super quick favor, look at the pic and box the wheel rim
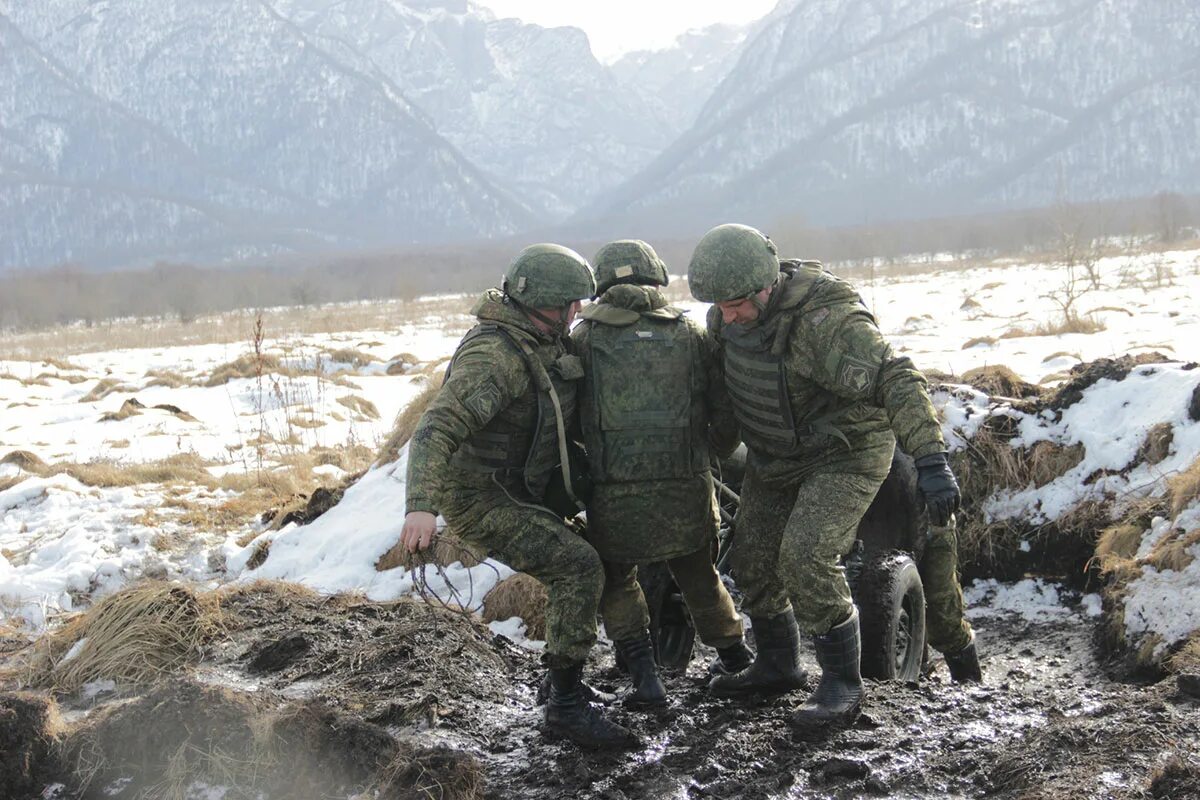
[894,597,915,674]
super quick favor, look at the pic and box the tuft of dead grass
[375,742,486,800]
[19,583,219,694]
[324,347,380,369]
[960,364,1042,399]
[1166,633,1200,675]
[1000,313,1106,339]
[99,397,144,422]
[375,534,483,573]
[1137,423,1175,466]
[1,449,47,472]
[960,336,996,350]
[204,353,283,387]
[1167,457,1200,517]
[143,368,192,389]
[376,378,443,467]
[336,394,380,420]
[78,377,134,403]
[480,573,547,640]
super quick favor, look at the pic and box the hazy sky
[475,0,779,62]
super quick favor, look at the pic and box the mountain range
[2,0,1197,269]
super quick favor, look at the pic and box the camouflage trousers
[921,515,974,654]
[732,453,891,635]
[440,487,604,668]
[599,546,744,649]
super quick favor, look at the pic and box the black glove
[914,452,961,526]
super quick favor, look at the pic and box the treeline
[2,193,1197,333]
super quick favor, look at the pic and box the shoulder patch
[836,354,878,394]
[463,380,504,424]
[807,307,831,327]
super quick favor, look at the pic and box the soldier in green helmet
[401,243,637,749]
[571,240,753,706]
[688,224,981,732]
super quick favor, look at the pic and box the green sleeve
[695,321,740,459]
[803,306,946,458]
[404,335,530,514]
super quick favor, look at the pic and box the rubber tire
[854,552,927,682]
[637,562,696,671]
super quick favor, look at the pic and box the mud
[12,587,1200,800]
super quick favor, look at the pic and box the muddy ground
[21,581,1197,800]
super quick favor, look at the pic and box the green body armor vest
[581,308,704,483]
[448,323,578,500]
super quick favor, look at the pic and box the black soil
[11,589,1200,800]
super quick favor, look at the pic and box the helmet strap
[505,291,569,339]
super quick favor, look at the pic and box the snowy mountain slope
[583,0,1200,233]
[1,0,537,267]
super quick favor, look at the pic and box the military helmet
[592,239,669,295]
[687,224,780,303]
[503,243,596,308]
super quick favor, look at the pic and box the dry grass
[78,377,133,403]
[324,347,379,369]
[143,368,193,389]
[99,398,144,422]
[1145,529,1200,573]
[960,364,1041,399]
[1167,633,1200,674]
[375,534,483,572]
[375,743,486,800]
[480,573,547,640]
[1137,423,1175,466]
[960,336,996,350]
[1041,351,1081,363]
[0,372,51,387]
[1,449,48,472]
[1000,313,1106,339]
[336,394,380,420]
[204,353,283,387]
[17,583,219,694]
[1167,457,1200,516]
[376,378,443,466]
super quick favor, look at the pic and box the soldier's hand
[401,511,438,553]
[914,452,961,526]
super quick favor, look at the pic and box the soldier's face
[716,288,771,325]
[531,300,583,333]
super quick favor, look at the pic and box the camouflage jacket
[405,288,578,515]
[709,261,945,482]
[571,284,735,561]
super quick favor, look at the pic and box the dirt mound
[481,574,547,640]
[213,583,519,730]
[1043,352,1185,410]
[0,692,61,798]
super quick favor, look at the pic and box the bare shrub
[481,574,547,640]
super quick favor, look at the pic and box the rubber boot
[544,663,639,749]
[708,639,754,677]
[792,609,863,731]
[944,635,982,684]
[709,611,808,696]
[614,634,668,707]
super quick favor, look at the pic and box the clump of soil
[1043,353,1182,411]
[0,692,62,798]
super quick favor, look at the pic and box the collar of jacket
[580,284,683,326]
[471,287,556,342]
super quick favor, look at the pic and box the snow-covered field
[2,247,1199,657]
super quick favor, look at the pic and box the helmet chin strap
[744,274,782,322]
[504,291,570,339]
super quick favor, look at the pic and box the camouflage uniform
[405,288,603,668]
[572,282,743,649]
[708,259,971,644]
[921,517,973,654]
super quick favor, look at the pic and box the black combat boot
[708,639,755,676]
[709,610,808,696]
[545,663,640,749]
[792,609,863,731]
[614,634,668,707]
[944,635,982,683]
[537,672,617,705]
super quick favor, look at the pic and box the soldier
[687,224,981,732]
[400,244,637,749]
[571,240,754,706]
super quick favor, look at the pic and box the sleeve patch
[807,307,831,327]
[463,381,503,424]
[837,355,878,394]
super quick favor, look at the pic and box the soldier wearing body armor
[401,244,637,749]
[688,224,981,731]
[571,240,753,706]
